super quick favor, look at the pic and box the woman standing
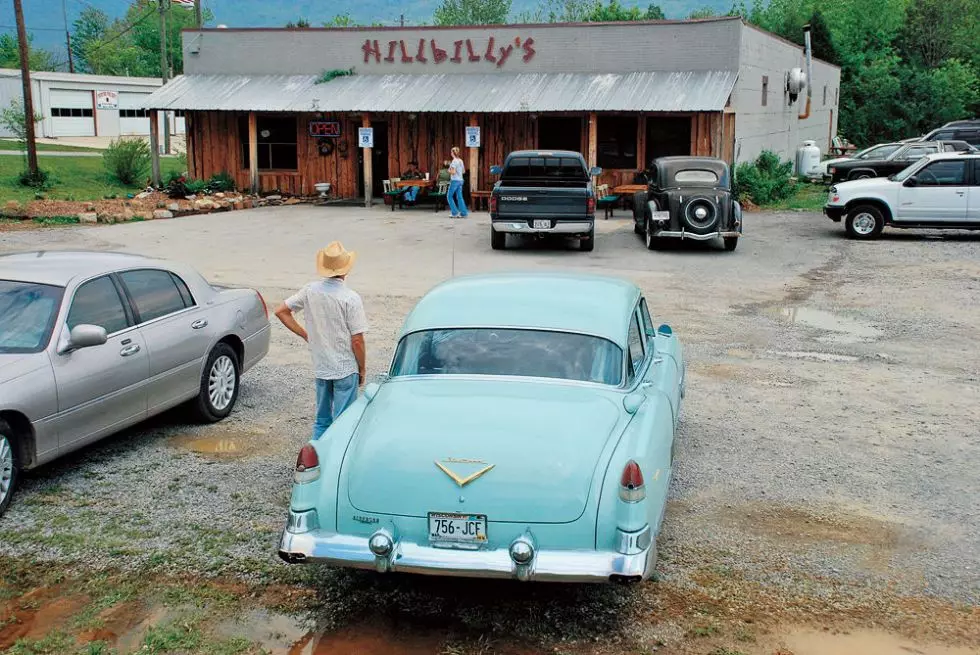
[447,146,468,218]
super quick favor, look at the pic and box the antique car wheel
[645,218,661,250]
[191,343,241,422]
[681,197,720,234]
[845,205,884,240]
[632,191,649,235]
[0,420,19,517]
[490,228,505,250]
[723,236,739,251]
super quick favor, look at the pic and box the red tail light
[586,195,596,215]
[255,290,268,319]
[619,460,645,502]
[294,444,320,484]
[489,194,498,214]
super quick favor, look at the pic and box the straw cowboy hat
[316,241,357,277]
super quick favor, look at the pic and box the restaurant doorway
[358,121,389,199]
[537,116,583,153]
[645,116,692,167]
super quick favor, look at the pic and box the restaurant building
[142,17,840,201]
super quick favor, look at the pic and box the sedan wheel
[0,424,19,516]
[191,343,241,422]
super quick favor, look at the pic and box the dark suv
[828,140,974,183]
[919,120,980,147]
[631,156,742,252]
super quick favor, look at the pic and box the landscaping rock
[193,199,216,211]
[283,198,302,205]
[136,191,152,200]
[77,212,98,224]
[185,195,197,201]
[153,210,174,219]
[166,203,180,212]
[264,194,282,201]
[214,192,226,199]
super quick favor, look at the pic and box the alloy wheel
[0,436,13,507]
[208,355,236,411]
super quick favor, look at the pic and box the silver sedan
[0,250,271,515]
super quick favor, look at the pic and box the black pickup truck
[489,150,601,251]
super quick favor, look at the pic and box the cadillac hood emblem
[435,458,495,487]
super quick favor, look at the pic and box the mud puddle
[780,627,978,655]
[769,306,880,344]
[169,426,269,459]
[0,588,87,649]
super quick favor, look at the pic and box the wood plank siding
[185,110,731,198]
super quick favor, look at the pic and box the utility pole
[159,0,170,155]
[62,0,74,73]
[13,0,38,178]
[194,0,202,28]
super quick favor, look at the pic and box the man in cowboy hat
[274,241,367,439]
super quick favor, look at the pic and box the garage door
[119,92,151,135]
[50,89,95,137]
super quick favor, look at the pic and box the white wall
[733,24,841,166]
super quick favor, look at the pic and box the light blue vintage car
[278,272,685,583]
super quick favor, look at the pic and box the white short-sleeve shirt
[450,156,465,181]
[285,278,368,380]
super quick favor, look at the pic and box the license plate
[428,512,488,545]
[532,219,551,229]
[652,211,670,221]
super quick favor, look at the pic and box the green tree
[0,34,57,71]
[0,99,43,146]
[285,18,311,28]
[433,0,512,25]
[897,0,979,70]
[644,4,666,19]
[324,14,357,27]
[688,7,717,19]
[807,9,838,66]
[522,0,666,23]
[71,7,111,73]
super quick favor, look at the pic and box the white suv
[824,152,980,239]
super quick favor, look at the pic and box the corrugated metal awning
[141,70,738,113]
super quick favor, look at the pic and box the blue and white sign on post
[465,126,481,148]
[358,127,374,148]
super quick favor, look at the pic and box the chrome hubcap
[852,212,876,235]
[208,355,236,411]
[1,435,13,505]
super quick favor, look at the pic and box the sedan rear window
[502,157,588,180]
[390,328,623,385]
[674,170,719,183]
[0,280,64,353]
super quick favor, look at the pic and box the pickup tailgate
[496,186,589,219]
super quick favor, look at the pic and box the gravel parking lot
[1,206,978,653]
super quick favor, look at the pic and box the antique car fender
[733,200,743,233]
[593,391,675,553]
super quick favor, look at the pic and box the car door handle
[119,343,141,357]
[191,319,209,329]
[956,191,965,196]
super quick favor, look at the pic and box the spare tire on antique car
[681,196,720,235]
[633,191,650,235]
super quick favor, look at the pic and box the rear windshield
[674,170,719,183]
[501,156,588,181]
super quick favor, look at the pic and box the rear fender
[594,393,674,550]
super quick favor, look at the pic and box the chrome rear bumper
[278,523,656,584]
[653,230,740,241]
[491,220,593,235]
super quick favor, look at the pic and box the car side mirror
[590,166,602,176]
[489,165,502,175]
[61,324,107,354]
[904,177,918,187]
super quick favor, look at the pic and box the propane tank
[796,140,822,178]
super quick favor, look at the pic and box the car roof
[505,150,584,159]
[0,250,172,286]
[400,272,641,348]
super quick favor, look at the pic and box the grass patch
[0,139,104,152]
[0,154,183,204]
[3,631,75,654]
[763,182,827,212]
[32,215,80,226]
[141,620,203,653]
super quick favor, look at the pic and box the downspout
[798,23,813,120]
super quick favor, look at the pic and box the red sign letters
[361,36,536,68]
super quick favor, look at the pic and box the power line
[84,5,157,55]
[0,25,68,31]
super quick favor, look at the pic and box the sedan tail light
[255,290,268,319]
[294,444,320,484]
[619,460,645,503]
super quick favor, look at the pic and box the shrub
[19,168,51,189]
[207,171,236,192]
[103,138,151,185]
[185,178,207,194]
[733,150,797,206]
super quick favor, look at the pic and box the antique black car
[632,157,742,251]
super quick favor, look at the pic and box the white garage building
[0,69,183,150]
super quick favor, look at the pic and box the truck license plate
[428,512,488,546]
[532,220,551,229]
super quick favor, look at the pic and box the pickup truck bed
[490,150,597,252]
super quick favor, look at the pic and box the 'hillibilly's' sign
[361,36,536,68]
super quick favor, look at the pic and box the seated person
[437,160,451,185]
[401,161,425,203]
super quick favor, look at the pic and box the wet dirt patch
[0,588,87,649]
[214,608,311,653]
[769,350,859,363]
[721,503,904,550]
[289,621,447,655]
[778,627,978,655]
[169,426,270,459]
[767,306,881,344]
[691,361,802,388]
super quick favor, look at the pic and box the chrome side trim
[616,524,652,555]
[491,221,593,234]
[278,524,656,583]
[286,509,319,534]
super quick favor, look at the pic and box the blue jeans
[447,180,468,217]
[313,373,359,440]
[404,185,420,202]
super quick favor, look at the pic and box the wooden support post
[149,109,161,187]
[362,114,373,207]
[468,114,479,192]
[587,112,598,172]
[248,111,258,194]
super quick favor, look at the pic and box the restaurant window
[537,116,583,153]
[597,116,638,170]
[761,75,768,107]
[239,115,298,170]
[646,116,692,165]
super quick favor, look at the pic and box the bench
[594,184,619,219]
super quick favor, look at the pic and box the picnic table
[394,178,434,188]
